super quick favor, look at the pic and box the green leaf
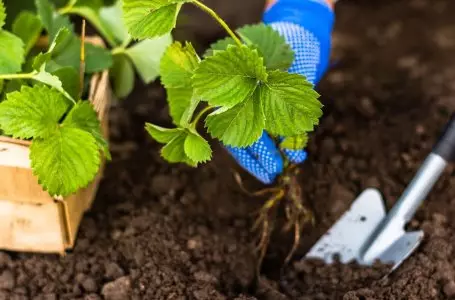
[12,11,43,55]
[145,123,183,143]
[2,78,23,94]
[122,0,188,39]
[160,41,200,126]
[110,54,134,98]
[51,35,80,70]
[125,33,172,83]
[237,23,294,70]
[0,85,69,139]
[32,70,75,102]
[145,123,199,166]
[63,101,110,160]
[33,27,71,70]
[0,30,24,74]
[161,130,193,164]
[35,0,74,42]
[66,2,118,47]
[280,133,309,150]
[205,90,265,147]
[205,23,294,71]
[30,126,100,197]
[99,0,130,44]
[167,87,199,126]
[48,26,71,53]
[35,0,54,31]
[192,45,267,108]
[0,0,6,29]
[184,131,211,164]
[261,70,322,136]
[160,41,199,88]
[52,67,80,100]
[85,43,113,73]
[33,52,52,70]
[204,36,235,57]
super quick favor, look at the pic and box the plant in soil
[121,0,324,268]
[0,0,173,197]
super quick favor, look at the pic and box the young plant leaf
[35,0,54,32]
[30,126,100,197]
[12,11,43,55]
[205,23,294,71]
[192,45,267,108]
[122,0,189,39]
[51,67,80,101]
[33,27,71,70]
[237,23,294,71]
[110,54,135,98]
[0,30,24,74]
[145,123,204,166]
[85,43,113,73]
[167,88,199,126]
[99,0,130,44]
[63,101,110,160]
[160,41,199,88]
[205,90,265,147]
[64,0,118,47]
[0,0,5,28]
[280,133,308,150]
[125,34,172,83]
[145,123,183,143]
[204,37,235,57]
[160,41,200,125]
[35,0,74,43]
[184,130,211,163]
[32,70,75,102]
[261,70,322,136]
[0,85,69,139]
[161,130,190,164]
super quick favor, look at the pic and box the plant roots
[234,165,315,273]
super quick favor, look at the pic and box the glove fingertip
[249,132,284,175]
[283,149,308,164]
[225,145,276,185]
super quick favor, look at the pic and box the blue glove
[225,0,335,184]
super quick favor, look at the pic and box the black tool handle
[433,113,455,162]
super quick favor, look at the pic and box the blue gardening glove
[225,0,335,184]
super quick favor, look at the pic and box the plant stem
[0,73,34,80]
[111,47,126,56]
[79,20,86,99]
[121,36,132,49]
[192,0,243,47]
[191,105,214,127]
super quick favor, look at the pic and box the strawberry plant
[0,0,171,197]
[121,0,324,265]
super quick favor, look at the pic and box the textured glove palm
[225,0,335,184]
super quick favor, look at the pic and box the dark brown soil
[2,0,455,299]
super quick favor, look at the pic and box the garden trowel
[305,113,455,273]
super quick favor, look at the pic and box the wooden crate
[0,53,111,254]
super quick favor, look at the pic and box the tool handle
[433,113,455,162]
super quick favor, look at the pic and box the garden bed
[1,0,455,299]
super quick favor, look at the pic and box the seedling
[121,0,324,267]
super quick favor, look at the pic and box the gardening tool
[304,113,455,272]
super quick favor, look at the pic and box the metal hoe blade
[303,113,455,272]
[305,153,447,271]
[305,188,424,271]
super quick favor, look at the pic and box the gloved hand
[224,0,336,184]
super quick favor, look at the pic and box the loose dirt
[2,0,455,299]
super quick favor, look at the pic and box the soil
[2,0,455,299]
